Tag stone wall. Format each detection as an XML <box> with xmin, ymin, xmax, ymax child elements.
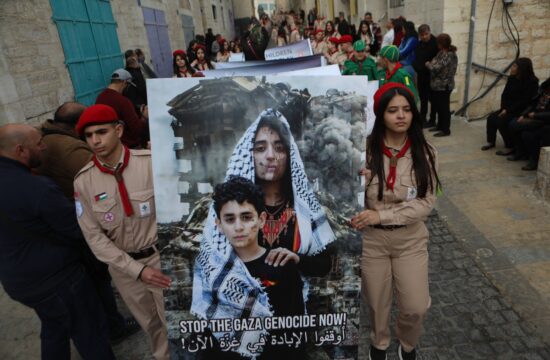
<box><xmin>535</xmin><ymin>147</ymin><xmax>550</xmax><ymax>203</ymax></box>
<box><xmin>0</xmin><ymin>0</ymin><xmax>237</xmax><ymax>126</ymax></box>
<box><xmin>0</xmin><ymin>0</ymin><xmax>74</xmax><ymax>125</ymax></box>
<box><xmin>113</xmin><ymin>0</ymin><xmax>236</xmax><ymax>62</ymax></box>
<box><xmin>444</xmin><ymin>0</ymin><xmax>550</xmax><ymax>117</ymax></box>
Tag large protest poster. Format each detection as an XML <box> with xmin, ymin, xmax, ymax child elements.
<box><xmin>147</xmin><ymin>76</ymin><xmax>378</xmax><ymax>359</ymax></box>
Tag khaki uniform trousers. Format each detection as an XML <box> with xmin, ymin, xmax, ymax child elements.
<box><xmin>109</xmin><ymin>252</ymin><xmax>170</xmax><ymax>360</ymax></box>
<box><xmin>361</xmin><ymin>221</ymin><xmax>431</xmax><ymax>352</ymax></box>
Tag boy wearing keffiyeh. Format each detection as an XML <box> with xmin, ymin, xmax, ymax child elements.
<box><xmin>203</xmin><ymin>176</ymin><xmax>305</xmax><ymax>359</ymax></box>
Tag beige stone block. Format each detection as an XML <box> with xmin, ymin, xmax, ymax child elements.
<box><xmin>12</xmin><ymin>76</ymin><xmax>32</xmax><ymax>100</ymax></box>
<box><xmin>0</xmin><ymin>75</ymin><xmax>19</xmax><ymax>105</ymax></box>
<box><xmin>539</xmin><ymin>147</ymin><xmax>550</xmax><ymax>175</ymax></box>
<box><xmin>58</xmin><ymin>87</ymin><xmax>75</xmax><ymax>104</ymax></box>
<box><xmin>3</xmin><ymin>46</ymin><xmax>37</xmax><ymax>58</ymax></box>
<box><xmin>0</xmin><ymin>102</ymin><xmax>25</xmax><ymax>125</ymax></box>
<box><xmin>21</xmin><ymin>96</ymin><xmax>45</xmax><ymax>119</ymax></box>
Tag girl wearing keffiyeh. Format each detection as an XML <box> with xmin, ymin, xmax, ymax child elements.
<box><xmin>191</xmin><ymin>109</ymin><xmax>335</xmax><ymax>358</ymax></box>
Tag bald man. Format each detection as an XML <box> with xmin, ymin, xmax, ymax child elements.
<box><xmin>0</xmin><ymin>124</ymin><xmax>115</xmax><ymax>360</ymax></box>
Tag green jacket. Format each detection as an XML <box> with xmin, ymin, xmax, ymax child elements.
<box><xmin>342</xmin><ymin>56</ymin><xmax>378</xmax><ymax>80</ymax></box>
<box><xmin>379</xmin><ymin>64</ymin><xmax>419</xmax><ymax>103</ymax></box>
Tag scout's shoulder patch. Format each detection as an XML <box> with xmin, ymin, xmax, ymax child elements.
<box><xmin>131</xmin><ymin>149</ymin><xmax>151</xmax><ymax>157</ymax></box>
<box><xmin>74</xmin><ymin>192</ymin><xmax>83</xmax><ymax>218</ymax></box>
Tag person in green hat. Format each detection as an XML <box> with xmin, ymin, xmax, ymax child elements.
<box><xmin>378</xmin><ymin>45</ymin><xmax>419</xmax><ymax>102</ymax></box>
<box><xmin>342</xmin><ymin>40</ymin><xmax>378</xmax><ymax>79</ymax></box>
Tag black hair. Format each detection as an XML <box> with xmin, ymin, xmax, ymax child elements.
<box><xmin>124</xmin><ymin>49</ymin><xmax>135</xmax><ymax>59</ymax></box>
<box><xmin>54</xmin><ymin>102</ymin><xmax>85</xmax><ymax>125</ymax></box>
<box><xmin>173</xmin><ymin>53</ymin><xmax>196</xmax><ymax>77</ymax></box>
<box><xmin>365</xmin><ymin>12</ymin><xmax>373</xmax><ymax>17</ymax></box>
<box><xmin>194</xmin><ymin>47</ymin><xmax>215</xmax><ymax>70</ymax></box>
<box><xmin>392</xmin><ymin>18</ymin><xmax>403</xmax><ymax>33</ymax></box>
<box><xmin>212</xmin><ymin>176</ymin><xmax>265</xmax><ymax>218</ymax></box>
<box><xmin>325</xmin><ymin>21</ymin><xmax>335</xmax><ymax>36</ymax></box>
<box><xmin>404</xmin><ymin>21</ymin><xmax>418</xmax><ymax>39</ymax></box>
<box><xmin>514</xmin><ymin>57</ymin><xmax>538</xmax><ymax>82</ymax></box>
<box><xmin>418</xmin><ymin>24</ymin><xmax>431</xmax><ymax>34</ymax></box>
<box><xmin>367</xmin><ymin>87</ymin><xmax>440</xmax><ymax>200</ymax></box>
<box><xmin>254</xmin><ymin>114</ymin><xmax>294</xmax><ymax>206</ymax></box>
<box><xmin>359</xmin><ymin>20</ymin><xmax>372</xmax><ymax>37</ymax></box>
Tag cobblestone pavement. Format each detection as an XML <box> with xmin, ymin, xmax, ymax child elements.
<box><xmin>1</xmin><ymin>210</ymin><xmax>549</xmax><ymax>359</ymax></box>
<box><xmin>358</xmin><ymin>212</ymin><xmax>550</xmax><ymax>360</ymax></box>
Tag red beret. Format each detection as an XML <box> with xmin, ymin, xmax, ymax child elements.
<box><xmin>196</xmin><ymin>44</ymin><xmax>206</xmax><ymax>51</ymax></box>
<box><xmin>328</xmin><ymin>37</ymin><xmax>340</xmax><ymax>44</ymax></box>
<box><xmin>373</xmin><ymin>82</ymin><xmax>414</xmax><ymax>113</ymax></box>
<box><xmin>173</xmin><ymin>49</ymin><xmax>186</xmax><ymax>57</ymax></box>
<box><xmin>339</xmin><ymin>35</ymin><xmax>353</xmax><ymax>44</ymax></box>
<box><xmin>76</xmin><ymin>104</ymin><xmax>119</xmax><ymax>136</ymax></box>
<box><xmin>314</xmin><ymin>29</ymin><xmax>324</xmax><ymax>35</ymax></box>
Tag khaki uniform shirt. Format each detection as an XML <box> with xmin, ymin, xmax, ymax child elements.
<box><xmin>74</xmin><ymin>149</ymin><xmax>157</xmax><ymax>280</ymax></box>
<box><xmin>312</xmin><ymin>40</ymin><xmax>327</xmax><ymax>55</ymax></box>
<box><xmin>326</xmin><ymin>50</ymin><xmax>347</xmax><ymax>67</ymax></box>
<box><xmin>364</xmin><ymin>145</ymin><xmax>438</xmax><ymax>225</ymax></box>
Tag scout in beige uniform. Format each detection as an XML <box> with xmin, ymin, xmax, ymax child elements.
<box><xmin>311</xmin><ymin>29</ymin><xmax>327</xmax><ymax>55</ymax></box>
<box><xmin>324</xmin><ymin>36</ymin><xmax>346</xmax><ymax>66</ymax></box>
<box><xmin>351</xmin><ymin>83</ymin><xmax>440</xmax><ymax>360</ymax></box>
<box><xmin>73</xmin><ymin>104</ymin><xmax>170</xmax><ymax>360</ymax></box>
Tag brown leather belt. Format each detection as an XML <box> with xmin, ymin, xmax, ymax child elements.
<box><xmin>370</xmin><ymin>224</ymin><xmax>406</xmax><ymax>230</ymax></box>
<box><xmin>128</xmin><ymin>245</ymin><xmax>157</xmax><ymax>260</ymax></box>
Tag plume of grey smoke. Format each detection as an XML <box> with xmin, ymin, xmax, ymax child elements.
<box><xmin>298</xmin><ymin>92</ymin><xmax>367</xmax><ymax>205</ymax></box>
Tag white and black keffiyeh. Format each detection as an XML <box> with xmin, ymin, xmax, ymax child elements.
<box><xmin>191</xmin><ymin>109</ymin><xmax>335</xmax><ymax>357</ymax></box>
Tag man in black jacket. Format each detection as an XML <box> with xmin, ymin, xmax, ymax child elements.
<box><xmin>124</xmin><ymin>49</ymin><xmax>148</xmax><ymax>108</ymax></box>
<box><xmin>0</xmin><ymin>124</ymin><xmax>115</xmax><ymax>360</ymax></box>
<box><xmin>413</xmin><ymin>24</ymin><xmax>439</xmax><ymax>128</ymax></box>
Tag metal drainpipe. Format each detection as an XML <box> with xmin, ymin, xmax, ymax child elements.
<box><xmin>461</xmin><ymin>0</ymin><xmax>477</xmax><ymax>116</ymax></box>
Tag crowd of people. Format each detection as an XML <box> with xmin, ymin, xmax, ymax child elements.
<box><xmin>0</xmin><ymin>6</ymin><xmax>548</xmax><ymax>360</ymax></box>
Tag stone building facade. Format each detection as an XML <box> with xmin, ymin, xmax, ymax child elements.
<box><xmin>0</xmin><ymin>0</ymin><xmax>239</xmax><ymax>126</ymax></box>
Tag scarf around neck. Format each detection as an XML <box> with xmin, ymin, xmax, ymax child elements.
<box><xmin>92</xmin><ymin>146</ymin><xmax>134</xmax><ymax>216</ymax></box>
<box><xmin>381</xmin><ymin>138</ymin><xmax>411</xmax><ymax>191</ymax></box>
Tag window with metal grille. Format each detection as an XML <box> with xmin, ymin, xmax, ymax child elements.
<box><xmin>390</xmin><ymin>0</ymin><xmax>404</xmax><ymax>8</ymax></box>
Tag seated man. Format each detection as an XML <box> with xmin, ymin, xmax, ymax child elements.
<box><xmin>205</xmin><ymin>176</ymin><xmax>305</xmax><ymax>359</ymax></box>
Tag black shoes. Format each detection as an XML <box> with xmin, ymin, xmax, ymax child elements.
<box><xmin>398</xmin><ymin>344</ymin><xmax>417</xmax><ymax>360</ymax></box>
<box><xmin>496</xmin><ymin>149</ymin><xmax>514</xmax><ymax>156</ymax></box>
<box><xmin>522</xmin><ymin>161</ymin><xmax>538</xmax><ymax>171</ymax></box>
<box><xmin>481</xmin><ymin>143</ymin><xmax>495</xmax><ymax>151</ymax></box>
<box><xmin>433</xmin><ymin>131</ymin><xmax>450</xmax><ymax>137</ymax></box>
<box><xmin>507</xmin><ymin>154</ymin><xmax>527</xmax><ymax>161</ymax></box>
<box><xmin>369</xmin><ymin>345</ymin><xmax>387</xmax><ymax>360</ymax></box>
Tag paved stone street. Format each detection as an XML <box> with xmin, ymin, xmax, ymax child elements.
<box><xmin>359</xmin><ymin>212</ymin><xmax>550</xmax><ymax>360</ymax></box>
<box><xmin>1</xmin><ymin>118</ymin><xmax>550</xmax><ymax>359</ymax></box>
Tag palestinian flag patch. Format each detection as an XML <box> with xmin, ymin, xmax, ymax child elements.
<box><xmin>94</xmin><ymin>192</ymin><xmax>108</xmax><ymax>202</ymax></box>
